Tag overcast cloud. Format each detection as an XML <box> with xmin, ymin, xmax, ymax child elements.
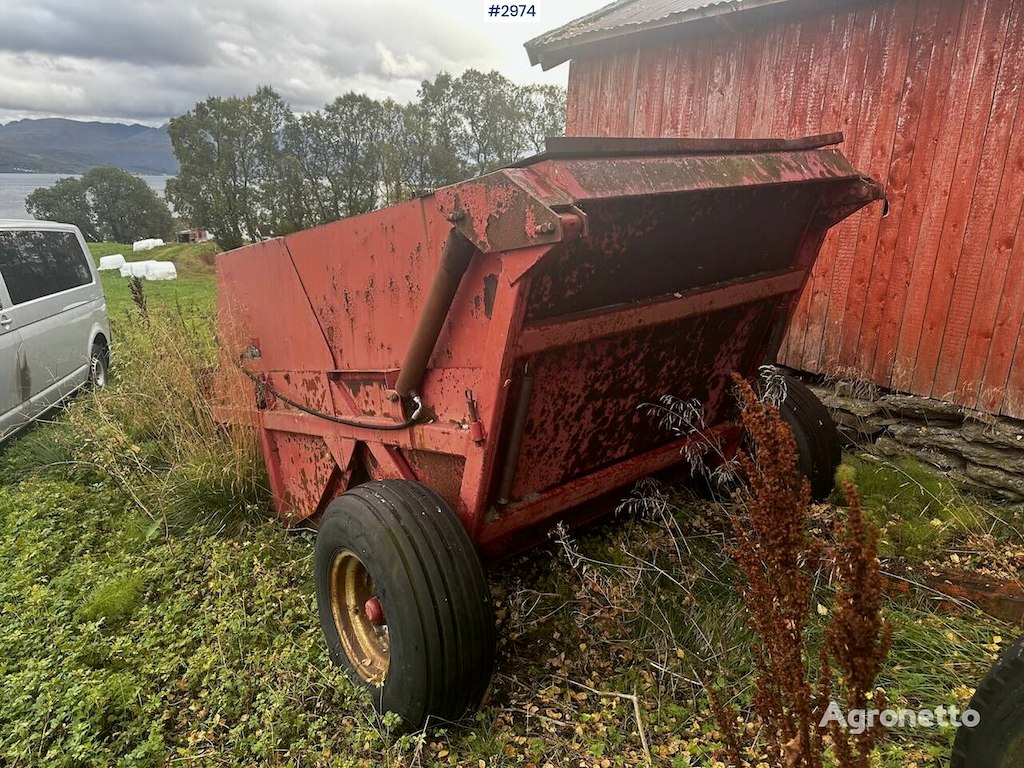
<box><xmin>0</xmin><ymin>0</ymin><xmax>608</xmax><ymax>124</ymax></box>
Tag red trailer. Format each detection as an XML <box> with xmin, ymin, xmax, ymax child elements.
<box><xmin>216</xmin><ymin>135</ymin><xmax>883</xmax><ymax>728</ymax></box>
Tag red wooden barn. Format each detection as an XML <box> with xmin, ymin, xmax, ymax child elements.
<box><xmin>527</xmin><ymin>0</ymin><xmax>1024</xmax><ymax>419</ymax></box>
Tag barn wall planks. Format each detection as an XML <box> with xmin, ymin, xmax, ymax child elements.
<box><xmin>565</xmin><ymin>0</ymin><xmax>1024</xmax><ymax>419</ymax></box>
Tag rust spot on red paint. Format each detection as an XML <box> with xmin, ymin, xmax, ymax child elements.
<box><xmin>483</xmin><ymin>274</ymin><xmax>498</xmax><ymax>319</ymax></box>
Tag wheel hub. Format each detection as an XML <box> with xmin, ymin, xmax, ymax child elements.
<box><xmin>91</xmin><ymin>355</ymin><xmax>106</xmax><ymax>387</ymax></box>
<box><xmin>364</xmin><ymin>596</ymin><xmax>385</xmax><ymax>625</ymax></box>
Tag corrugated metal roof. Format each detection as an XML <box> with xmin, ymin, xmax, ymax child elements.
<box><xmin>525</xmin><ymin>0</ymin><xmax>791</xmax><ymax>69</ymax></box>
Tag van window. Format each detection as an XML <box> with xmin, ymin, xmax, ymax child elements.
<box><xmin>0</xmin><ymin>230</ymin><xmax>92</xmax><ymax>305</ymax></box>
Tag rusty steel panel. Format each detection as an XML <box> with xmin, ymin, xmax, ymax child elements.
<box><xmin>217</xmin><ymin>135</ymin><xmax>877</xmax><ymax>554</ymax></box>
<box><xmin>521</xmin><ymin>188</ymin><xmax>821</xmax><ymax>322</ymax></box>
<box><xmin>217</xmin><ymin>238</ymin><xmax>335</xmax><ymax>373</ymax></box>
<box><xmin>562</xmin><ymin>0</ymin><xmax>1024</xmax><ymax>419</ymax></box>
<box><xmin>400</xmin><ymin>449</ymin><xmax>467</xmax><ymax>512</ymax></box>
<box><xmin>476</xmin><ymin>425</ymin><xmax>742</xmax><ymax>558</ymax></box>
<box><xmin>517</xmin><ymin>269</ymin><xmax>806</xmax><ymax>355</ymax></box>
<box><xmin>506</xmin><ymin>301</ymin><xmax>779</xmax><ymax>500</ymax></box>
<box><xmin>434</xmin><ymin>172</ymin><xmax>569</xmax><ymax>254</ymax></box>
<box><xmin>263</xmin><ymin>431</ymin><xmax>342</xmax><ymax>524</ymax></box>
<box><xmin>282</xmin><ymin>200</ymin><xmax>493</xmax><ymax>372</ymax></box>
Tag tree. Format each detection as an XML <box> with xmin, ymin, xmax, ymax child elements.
<box><xmin>522</xmin><ymin>84</ymin><xmax>567</xmax><ymax>154</ymax></box>
<box><xmin>285</xmin><ymin>95</ymin><xmax>382</xmax><ymax>225</ymax></box>
<box><xmin>271</xmin><ymin>112</ymin><xmax>315</xmax><ymax>236</ymax></box>
<box><xmin>25</xmin><ymin>177</ymin><xmax>97</xmax><ymax>240</ymax></box>
<box><xmin>83</xmin><ymin>167</ymin><xmax>174</xmax><ymax>243</ymax></box>
<box><xmin>418</xmin><ymin>73</ymin><xmax>469</xmax><ymax>186</ymax></box>
<box><xmin>323</xmin><ymin>93</ymin><xmax>381</xmax><ymax>217</ymax></box>
<box><xmin>283</xmin><ymin>110</ymin><xmax>337</xmax><ymax>224</ymax></box>
<box><xmin>165</xmin><ymin>76</ymin><xmax>568</xmax><ymax>241</ymax></box>
<box><xmin>25</xmin><ymin>168</ymin><xmax>173</xmax><ymax>243</ymax></box>
<box><xmin>166</xmin><ymin>86</ymin><xmax>290</xmax><ymax>250</ymax></box>
<box><xmin>452</xmin><ymin>69</ymin><xmax>532</xmax><ymax>175</ymax></box>
<box><xmin>376</xmin><ymin>99</ymin><xmax>418</xmax><ymax>206</ymax></box>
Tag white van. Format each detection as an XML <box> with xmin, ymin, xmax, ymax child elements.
<box><xmin>0</xmin><ymin>220</ymin><xmax>111</xmax><ymax>443</ymax></box>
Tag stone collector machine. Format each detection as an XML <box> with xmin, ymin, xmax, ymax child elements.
<box><xmin>215</xmin><ymin>135</ymin><xmax>883</xmax><ymax>727</ymax></box>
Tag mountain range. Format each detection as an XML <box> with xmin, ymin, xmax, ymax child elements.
<box><xmin>0</xmin><ymin>118</ymin><xmax>178</xmax><ymax>175</ymax></box>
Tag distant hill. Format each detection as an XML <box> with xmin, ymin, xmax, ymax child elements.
<box><xmin>0</xmin><ymin>118</ymin><xmax>178</xmax><ymax>175</ymax></box>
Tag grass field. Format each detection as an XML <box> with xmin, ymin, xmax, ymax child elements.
<box><xmin>0</xmin><ymin>243</ymin><xmax>1019</xmax><ymax>767</ymax></box>
<box><xmin>89</xmin><ymin>242</ymin><xmax>218</xmax><ymax>316</ymax></box>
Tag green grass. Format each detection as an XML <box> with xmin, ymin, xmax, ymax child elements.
<box><xmin>92</xmin><ymin>242</ymin><xmax>218</xmax><ymax>317</ymax></box>
<box><xmin>0</xmin><ymin>469</ymin><xmax>1008</xmax><ymax>767</ymax></box>
<box><xmin>0</xmin><ymin>242</ymin><xmax>1017</xmax><ymax>766</ymax></box>
<box><xmin>0</xmin><ymin>479</ymin><xmax>361</xmax><ymax>768</ymax></box>
<box><xmin>79</xmin><ymin>574</ymin><xmax>146</xmax><ymax>625</ymax></box>
<box><xmin>835</xmin><ymin>455</ymin><xmax>989</xmax><ymax>558</ymax></box>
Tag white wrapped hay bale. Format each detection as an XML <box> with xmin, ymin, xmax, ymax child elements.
<box><xmin>118</xmin><ymin>260</ymin><xmax>177</xmax><ymax>280</ymax></box>
<box><xmin>132</xmin><ymin>238</ymin><xmax>165</xmax><ymax>252</ymax></box>
<box><xmin>120</xmin><ymin>260</ymin><xmax>157</xmax><ymax>278</ymax></box>
<box><xmin>98</xmin><ymin>254</ymin><xmax>126</xmax><ymax>271</ymax></box>
<box><xmin>144</xmin><ymin>261</ymin><xmax>177</xmax><ymax>281</ymax></box>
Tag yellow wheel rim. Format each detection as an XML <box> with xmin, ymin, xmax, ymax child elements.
<box><xmin>328</xmin><ymin>550</ymin><xmax>389</xmax><ymax>684</ymax></box>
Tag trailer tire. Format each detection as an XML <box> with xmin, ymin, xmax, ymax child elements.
<box><xmin>314</xmin><ymin>480</ymin><xmax>495</xmax><ymax>731</ymax></box>
<box><xmin>776</xmin><ymin>375</ymin><xmax>841</xmax><ymax>501</ymax></box>
<box><xmin>951</xmin><ymin>633</ymin><xmax>1024</xmax><ymax>767</ymax></box>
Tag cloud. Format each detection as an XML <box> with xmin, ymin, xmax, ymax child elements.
<box><xmin>0</xmin><ymin>1</ymin><xmax>214</xmax><ymax>66</ymax></box>
<box><xmin>374</xmin><ymin>42</ymin><xmax>430</xmax><ymax>80</ymax></box>
<box><xmin>0</xmin><ymin>0</ymin><xmax>605</xmax><ymax>124</ymax></box>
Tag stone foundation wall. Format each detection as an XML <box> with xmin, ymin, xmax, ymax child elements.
<box><xmin>799</xmin><ymin>376</ymin><xmax>1024</xmax><ymax>501</ymax></box>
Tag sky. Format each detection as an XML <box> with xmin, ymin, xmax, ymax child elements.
<box><xmin>0</xmin><ymin>0</ymin><xmax>612</xmax><ymax>126</ymax></box>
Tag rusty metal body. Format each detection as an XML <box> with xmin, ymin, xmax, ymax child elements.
<box><xmin>216</xmin><ymin>135</ymin><xmax>882</xmax><ymax>558</ymax></box>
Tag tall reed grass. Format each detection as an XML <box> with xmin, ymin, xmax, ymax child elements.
<box><xmin>62</xmin><ymin>285</ymin><xmax>269</xmax><ymax>531</ymax></box>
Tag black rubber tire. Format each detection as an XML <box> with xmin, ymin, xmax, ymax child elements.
<box><xmin>776</xmin><ymin>375</ymin><xmax>841</xmax><ymax>501</ymax></box>
<box><xmin>952</xmin><ymin>633</ymin><xmax>1024</xmax><ymax>768</ymax></box>
<box><xmin>314</xmin><ymin>480</ymin><xmax>495</xmax><ymax>731</ymax></box>
<box><xmin>89</xmin><ymin>342</ymin><xmax>109</xmax><ymax>388</ymax></box>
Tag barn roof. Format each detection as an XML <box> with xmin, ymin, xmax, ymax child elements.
<box><xmin>525</xmin><ymin>0</ymin><xmax>793</xmax><ymax>70</ymax></box>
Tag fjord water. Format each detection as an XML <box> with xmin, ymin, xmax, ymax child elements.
<box><xmin>0</xmin><ymin>173</ymin><xmax>169</xmax><ymax>219</ymax></box>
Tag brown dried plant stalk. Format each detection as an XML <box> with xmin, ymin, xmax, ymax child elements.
<box><xmin>825</xmin><ymin>480</ymin><xmax>893</xmax><ymax>767</ymax></box>
<box><xmin>713</xmin><ymin>375</ymin><xmax>890</xmax><ymax>768</ymax></box>
<box><xmin>129</xmin><ymin>275</ymin><xmax>149</xmax><ymax>324</ymax></box>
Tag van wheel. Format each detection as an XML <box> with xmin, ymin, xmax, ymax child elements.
<box><xmin>314</xmin><ymin>480</ymin><xmax>495</xmax><ymax>731</ymax></box>
<box><xmin>89</xmin><ymin>342</ymin><xmax>109</xmax><ymax>388</ymax></box>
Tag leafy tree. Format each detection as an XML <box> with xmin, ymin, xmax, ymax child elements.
<box><xmin>272</xmin><ymin>113</ymin><xmax>315</xmax><ymax>236</ymax></box>
<box><xmin>82</xmin><ymin>167</ymin><xmax>174</xmax><ymax>243</ymax></box>
<box><xmin>283</xmin><ymin>110</ymin><xmax>335</xmax><ymax>224</ymax></box>
<box><xmin>166</xmin><ymin>76</ymin><xmax>568</xmax><ymax>242</ymax></box>
<box><xmin>25</xmin><ymin>168</ymin><xmax>172</xmax><ymax>242</ymax></box>
<box><xmin>285</xmin><ymin>96</ymin><xmax>382</xmax><ymax>224</ymax></box>
<box><xmin>325</xmin><ymin>94</ymin><xmax>382</xmax><ymax>217</ymax></box>
<box><xmin>522</xmin><ymin>84</ymin><xmax>568</xmax><ymax>154</ymax></box>
<box><xmin>25</xmin><ymin>177</ymin><xmax>97</xmax><ymax>240</ymax></box>
<box><xmin>249</xmin><ymin>87</ymin><xmax>296</xmax><ymax>236</ymax></box>
<box><xmin>167</xmin><ymin>87</ymin><xmax>290</xmax><ymax>250</ymax></box>
<box><xmin>452</xmin><ymin>69</ymin><xmax>532</xmax><ymax>174</ymax></box>
<box><xmin>376</xmin><ymin>99</ymin><xmax>419</xmax><ymax>206</ymax></box>
<box><xmin>418</xmin><ymin>73</ymin><xmax>469</xmax><ymax>186</ymax></box>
